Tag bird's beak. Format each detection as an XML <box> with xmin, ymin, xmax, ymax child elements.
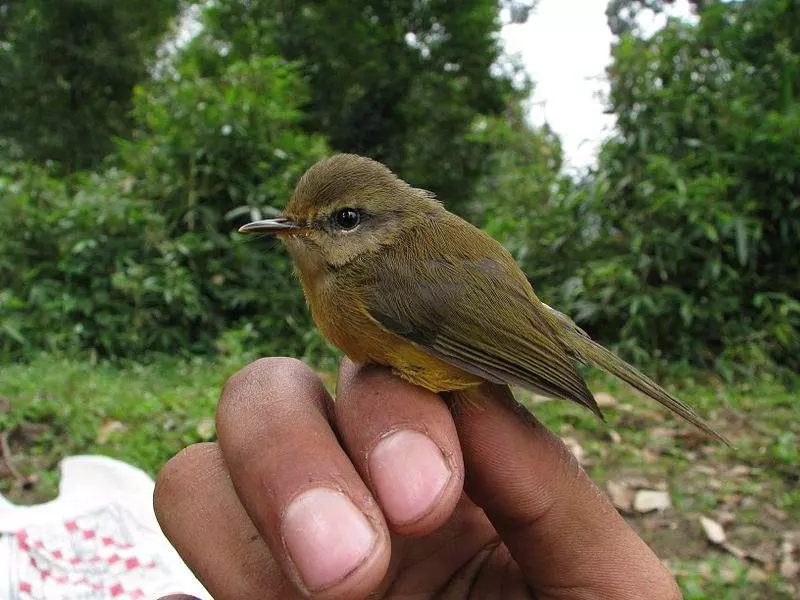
<box><xmin>238</xmin><ymin>217</ymin><xmax>306</xmax><ymax>236</ymax></box>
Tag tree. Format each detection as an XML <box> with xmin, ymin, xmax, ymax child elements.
<box><xmin>0</xmin><ymin>0</ymin><xmax>182</xmax><ymax>172</ymax></box>
<box><xmin>606</xmin><ymin>0</ymin><xmax>717</xmax><ymax>35</ymax></box>
<box><xmin>187</xmin><ymin>0</ymin><xmax>534</xmax><ymax>214</ymax></box>
<box><xmin>572</xmin><ymin>0</ymin><xmax>800</xmax><ymax>373</ymax></box>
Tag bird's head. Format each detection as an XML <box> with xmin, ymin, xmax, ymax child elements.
<box><xmin>239</xmin><ymin>154</ymin><xmax>441</xmax><ymax>275</ymax></box>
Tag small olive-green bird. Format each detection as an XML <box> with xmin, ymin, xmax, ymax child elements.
<box><xmin>239</xmin><ymin>154</ymin><xmax>725</xmax><ymax>443</ymax></box>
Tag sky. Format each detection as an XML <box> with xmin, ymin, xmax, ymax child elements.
<box><xmin>501</xmin><ymin>0</ymin><xmax>696</xmax><ymax>171</ymax></box>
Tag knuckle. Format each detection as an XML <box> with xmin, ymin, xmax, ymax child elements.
<box><xmin>154</xmin><ymin>443</ymin><xmax>217</xmax><ymax>518</ymax></box>
<box><xmin>217</xmin><ymin>357</ymin><xmax>330</xmax><ymax>435</ymax></box>
<box><xmin>221</xmin><ymin>357</ymin><xmax>314</xmax><ymax>407</ymax></box>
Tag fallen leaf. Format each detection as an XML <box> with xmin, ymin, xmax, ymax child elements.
<box><xmin>634</xmin><ymin>489</ymin><xmax>671</xmax><ymax>513</ymax></box>
<box><xmin>694</xmin><ymin>465</ymin><xmax>717</xmax><ymax>476</ymax></box>
<box><xmin>650</xmin><ymin>427</ymin><xmax>676</xmax><ymax>438</ymax></box>
<box><xmin>196</xmin><ymin>417</ymin><xmax>215</xmax><ymax>441</ymax></box>
<box><xmin>764</xmin><ymin>505</ymin><xmax>788</xmax><ymax>522</ymax></box>
<box><xmin>607</xmin><ymin>480</ymin><xmax>635</xmax><ymax>512</ymax></box>
<box><xmin>594</xmin><ymin>392</ymin><xmax>618</xmax><ymax>407</ymax></box>
<box><xmin>740</xmin><ymin>496</ymin><xmax>758</xmax><ymax>510</ymax></box>
<box><xmin>723</xmin><ymin>543</ymin><xmax>749</xmax><ymax>561</ymax></box>
<box><xmin>720</xmin><ymin>566</ymin><xmax>737</xmax><ymax>583</ymax></box>
<box><xmin>607</xmin><ymin>430</ymin><xmax>622</xmax><ymax>444</ymax></box>
<box><xmin>0</xmin><ymin>397</ymin><xmax>9</xmax><ymax>414</ymax></box>
<box><xmin>624</xmin><ymin>476</ymin><xmax>652</xmax><ymax>489</ymax></box>
<box><xmin>780</xmin><ymin>532</ymin><xmax>799</xmax><ymax>580</ymax></box>
<box><xmin>529</xmin><ymin>394</ymin><xmax>551</xmax><ymax>404</ymax></box>
<box><xmin>727</xmin><ymin>465</ymin><xmax>750</xmax><ymax>478</ymax></box>
<box><xmin>561</xmin><ymin>437</ymin><xmax>585</xmax><ymax>465</ymax></box>
<box><xmin>96</xmin><ymin>420</ymin><xmax>127</xmax><ymax>444</ymax></box>
<box><xmin>747</xmin><ymin>567</ymin><xmax>768</xmax><ymax>583</ymax></box>
<box><xmin>716</xmin><ymin>510</ymin><xmax>736</xmax><ymax>526</ymax></box>
<box><xmin>640</xmin><ymin>448</ymin><xmax>660</xmax><ymax>463</ymax></box>
<box><xmin>700</xmin><ymin>515</ymin><xmax>726</xmax><ymax>545</ymax></box>
<box><xmin>675</xmin><ymin>428</ymin><xmax>714</xmax><ymax>448</ymax></box>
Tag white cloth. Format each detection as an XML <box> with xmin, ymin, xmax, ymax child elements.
<box><xmin>0</xmin><ymin>455</ymin><xmax>211</xmax><ymax>600</ymax></box>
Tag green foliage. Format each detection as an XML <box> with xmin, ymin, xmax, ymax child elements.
<box><xmin>191</xmin><ymin>0</ymin><xmax>533</xmax><ymax>214</ymax></box>
<box><xmin>2</xmin><ymin>0</ymin><xmax>798</xmax><ymax>378</ymax></box>
<box><xmin>469</xmin><ymin>110</ymin><xmax>592</xmax><ymax>291</ymax></box>
<box><xmin>0</xmin><ymin>163</ymin><xmax>203</xmax><ymax>356</ymax></box>
<box><xmin>544</xmin><ymin>0</ymin><xmax>800</xmax><ymax>374</ymax></box>
<box><xmin>120</xmin><ymin>54</ymin><xmax>330</xmax><ymax>357</ymax></box>
<box><xmin>0</xmin><ymin>0</ymin><xmax>183</xmax><ymax>172</ymax></box>
<box><xmin>0</xmin><ymin>55</ymin><xmax>329</xmax><ymax>359</ymax></box>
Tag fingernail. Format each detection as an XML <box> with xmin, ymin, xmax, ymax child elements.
<box><xmin>369</xmin><ymin>430</ymin><xmax>451</xmax><ymax>525</ymax></box>
<box><xmin>282</xmin><ymin>488</ymin><xmax>376</xmax><ymax>591</ymax></box>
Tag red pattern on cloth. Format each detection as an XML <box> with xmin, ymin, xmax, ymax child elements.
<box><xmin>12</xmin><ymin>506</ymin><xmax>161</xmax><ymax>599</ymax></box>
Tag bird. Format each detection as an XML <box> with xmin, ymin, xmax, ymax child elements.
<box><xmin>238</xmin><ymin>154</ymin><xmax>726</xmax><ymax>443</ymax></box>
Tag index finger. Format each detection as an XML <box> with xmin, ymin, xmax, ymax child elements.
<box><xmin>215</xmin><ymin>358</ymin><xmax>391</xmax><ymax>598</ymax></box>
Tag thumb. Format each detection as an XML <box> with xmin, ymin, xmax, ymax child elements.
<box><xmin>452</xmin><ymin>384</ymin><xmax>680</xmax><ymax>600</ymax></box>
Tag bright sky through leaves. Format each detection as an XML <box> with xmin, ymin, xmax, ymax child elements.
<box><xmin>502</xmin><ymin>0</ymin><xmax>697</xmax><ymax>170</ymax></box>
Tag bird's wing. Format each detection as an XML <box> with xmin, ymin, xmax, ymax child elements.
<box><xmin>362</xmin><ymin>240</ymin><xmax>601</xmax><ymax>417</ymax></box>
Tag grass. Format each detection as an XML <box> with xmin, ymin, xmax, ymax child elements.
<box><xmin>1</xmin><ymin>352</ymin><xmax>798</xmax><ymax>599</ymax></box>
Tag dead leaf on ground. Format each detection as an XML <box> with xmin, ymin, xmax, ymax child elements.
<box><xmin>694</xmin><ymin>465</ymin><xmax>717</xmax><ymax>476</ymax></box>
<box><xmin>196</xmin><ymin>417</ymin><xmax>216</xmax><ymax>441</ymax></box>
<box><xmin>740</xmin><ymin>496</ymin><xmax>758</xmax><ymax>510</ymax></box>
<box><xmin>726</xmin><ymin>465</ymin><xmax>750</xmax><ymax>478</ymax></box>
<box><xmin>722</xmin><ymin>543</ymin><xmax>749</xmax><ymax>561</ymax></box>
<box><xmin>780</xmin><ymin>532</ymin><xmax>799</xmax><ymax>580</ymax></box>
<box><xmin>529</xmin><ymin>394</ymin><xmax>551</xmax><ymax>405</ymax></box>
<box><xmin>607</xmin><ymin>480</ymin><xmax>635</xmax><ymax>512</ymax></box>
<box><xmin>96</xmin><ymin>420</ymin><xmax>127</xmax><ymax>444</ymax></box>
<box><xmin>650</xmin><ymin>426</ymin><xmax>677</xmax><ymax>438</ymax></box>
<box><xmin>716</xmin><ymin>510</ymin><xmax>736</xmax><ymax>526</ymax></box>
<box><xmin>594</xmin><ymin>392</ymin><xmax>618</xmax><ymax>407</ymax></box>
<box><xmin>765</xmin><ymin>505</ymin><xmax>788</xmax><ymax>522</ymax></box>
<box><xmin>634</xmin><ymin>489</ymin><xmax>672</xmax><ymax>513</ymax></box>
<box><xmin>623</xmin><ymin>475</ymin><xmax>652</xmax><ymax>489</ymax></box>
<box><xmin>0</xmin><ymin>397</ymin><xmax>9</xmax><ymax>414</ymax></box>
<box><xmin>640</xmin><ymin>448</ymin><xmax>660</xmax><ymax>463</ymax></box>
<box><xmin>675</xmin><ymin>428</ymin><xmax>716</xmax><ymax>448</ymax></box>
<box><xmin>700</xmin><ymin>515</ymin><xmax>727</xmax><ymax>545</ymax></box>
<box><xmin>561</xmin><ymin>437</ymin><xmax>585</xmax><ymax>465</ymax></box>
<box><xmin>619</xmin><ymin>407</ymin><xmax>667</xmax><ymax>424</ymax></box>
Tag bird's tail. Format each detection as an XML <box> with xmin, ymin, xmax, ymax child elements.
<box><xmin>547</xmin><ymin>306</ymin><xmax>729</xmax><ymax>445</ymax></box>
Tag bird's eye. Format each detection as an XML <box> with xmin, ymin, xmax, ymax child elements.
<box><xmin>333</xmin><ymin>208</ymin><xmax>361</xmax><ymax>230</ymax></box>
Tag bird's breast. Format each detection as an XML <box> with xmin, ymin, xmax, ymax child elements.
<box><xmin>304</xmin><ymin>271</ymin><xmax>481</xmax><ymax>393</ymax></box>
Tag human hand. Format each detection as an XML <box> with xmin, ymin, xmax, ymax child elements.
<box><xmin>155</xmin><ymin>358</ymin><xmax>680</xmax><ymax>599</ymax></box>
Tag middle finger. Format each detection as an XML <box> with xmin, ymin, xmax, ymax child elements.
<box><xmin>334</xmin><ymin>360</ymin><xmax>465</xmax><ymax>537</ymax></box>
